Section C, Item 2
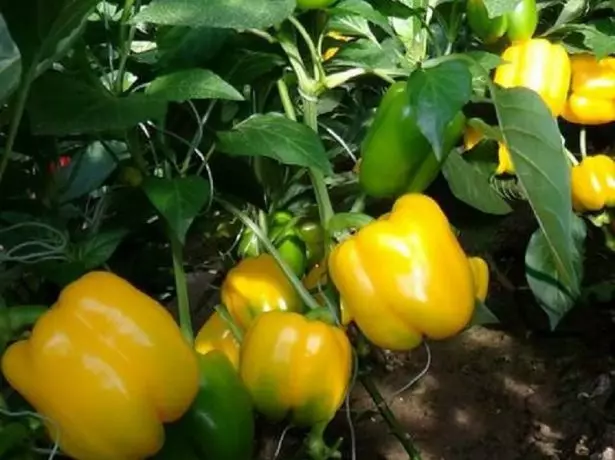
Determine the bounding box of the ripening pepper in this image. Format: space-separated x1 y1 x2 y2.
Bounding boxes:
303 262 353 326
494 38 571 117
466 0 538 44
240 310 352 427
359 81 466 198
328 194 489 351
570 154 615 212
221 253 303 330
1 271 199 460
195 311 240 369
463 124 514 175
561 54 615 125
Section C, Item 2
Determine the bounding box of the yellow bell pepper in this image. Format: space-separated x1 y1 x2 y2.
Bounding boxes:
239 310 351 427
1 271 199 460
303 262 353 326
463 124 514 175
328 193 489 351
562 53 615 125
570 154 615 212
494 38 571 117
194 311 240 369
468 256 490 302
221 253 303 330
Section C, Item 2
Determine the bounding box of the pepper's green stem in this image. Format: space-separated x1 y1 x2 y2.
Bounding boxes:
277 78 298 121
214 304 244 343
169 232 193 343
215 197 322 312
360 372 422 460
306 422 342 460
579 127 587 159
0 305 48 333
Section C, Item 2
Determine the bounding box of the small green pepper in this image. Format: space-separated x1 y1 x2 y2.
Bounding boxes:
466 0 538 44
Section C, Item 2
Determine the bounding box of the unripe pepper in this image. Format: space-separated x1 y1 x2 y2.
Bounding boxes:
466 0 538 43
1 271 199 460
359 81 466 198
494 38 571 117
221 253 303 330
562 54 615 125
463 125 514 175
570 154 615 212
296 0 336 9
240 310 351 427
194 311 240 369
328 194 489 351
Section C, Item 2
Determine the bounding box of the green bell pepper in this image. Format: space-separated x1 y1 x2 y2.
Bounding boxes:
154 350 255 460
359 81 466 198
466 0 538 43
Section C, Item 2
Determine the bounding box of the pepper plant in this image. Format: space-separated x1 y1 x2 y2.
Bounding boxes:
1 0 615 458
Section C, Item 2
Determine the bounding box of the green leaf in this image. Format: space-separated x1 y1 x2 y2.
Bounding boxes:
442 151 512 215
492 86 578 290
0 423 29 457
0 13 21 105
222 50 287 86
330 0 396 38
553 0 587 28
482 0 521 17
466 51 505 95
57 141 126 202
27 72 166 135
564 20 615 59
0 0 98 78
134 0 295 30
327 14 378 43
406 60 472 159
469 300 500 326
525 215 586 329
156 26 231 71
146 69 243 102
75 228 129 270
331 38 402 70
143 176 210 244
216 114 334 175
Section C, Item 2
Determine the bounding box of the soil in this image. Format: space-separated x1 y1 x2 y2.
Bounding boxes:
177 196 615 460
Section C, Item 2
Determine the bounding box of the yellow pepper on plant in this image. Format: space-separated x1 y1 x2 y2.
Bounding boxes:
328 193 489 351
562 53 615 125
1 271 200 460
463 124 514 175
570 154 615 213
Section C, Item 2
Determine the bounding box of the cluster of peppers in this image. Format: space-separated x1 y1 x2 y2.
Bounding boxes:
1 193 490 460
358 0 615 215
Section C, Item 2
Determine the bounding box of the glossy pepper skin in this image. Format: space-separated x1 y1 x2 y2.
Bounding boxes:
1 271 199 460
359 81 466 198
154 351 255 460
466 0 537 44
195 311 240 369
240 310 351 426
494 39 571 117
328 194 489 351
221 253 303 330
463 125 514 175
571 154 615 212
562 54 615 125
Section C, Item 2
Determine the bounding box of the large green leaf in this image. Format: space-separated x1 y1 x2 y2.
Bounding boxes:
0 0 98 78
442 151 512 215
74 228 130 270
559 21 615 59
216 113 334 175
492 86 578 290
134 0 295 30
407 60 472 159
156 26 231 71
146 69 244 102
330 0 396 38
525 215 586 329
330 38 402 71
0 13 21 105
27 72 167 135
142 176 210 244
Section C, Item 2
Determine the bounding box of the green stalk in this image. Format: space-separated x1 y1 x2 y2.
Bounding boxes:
215 197 322 312
169 232 193 343
360 373 422 460
0 305 48 332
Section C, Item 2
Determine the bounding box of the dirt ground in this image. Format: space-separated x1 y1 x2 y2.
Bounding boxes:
177 196 615 460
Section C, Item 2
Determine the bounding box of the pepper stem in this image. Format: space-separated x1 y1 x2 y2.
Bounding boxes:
169 231 193 343
306 421 342 460
579 126 587 159
214 304 244 343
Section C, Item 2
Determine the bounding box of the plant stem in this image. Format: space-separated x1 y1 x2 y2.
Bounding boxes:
215 197 322 312
579 127 587 159
116 0 138 94
288 16 326 83
360 373 422 460
170 232 193 343
0 65 36 187
277 79 298 121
